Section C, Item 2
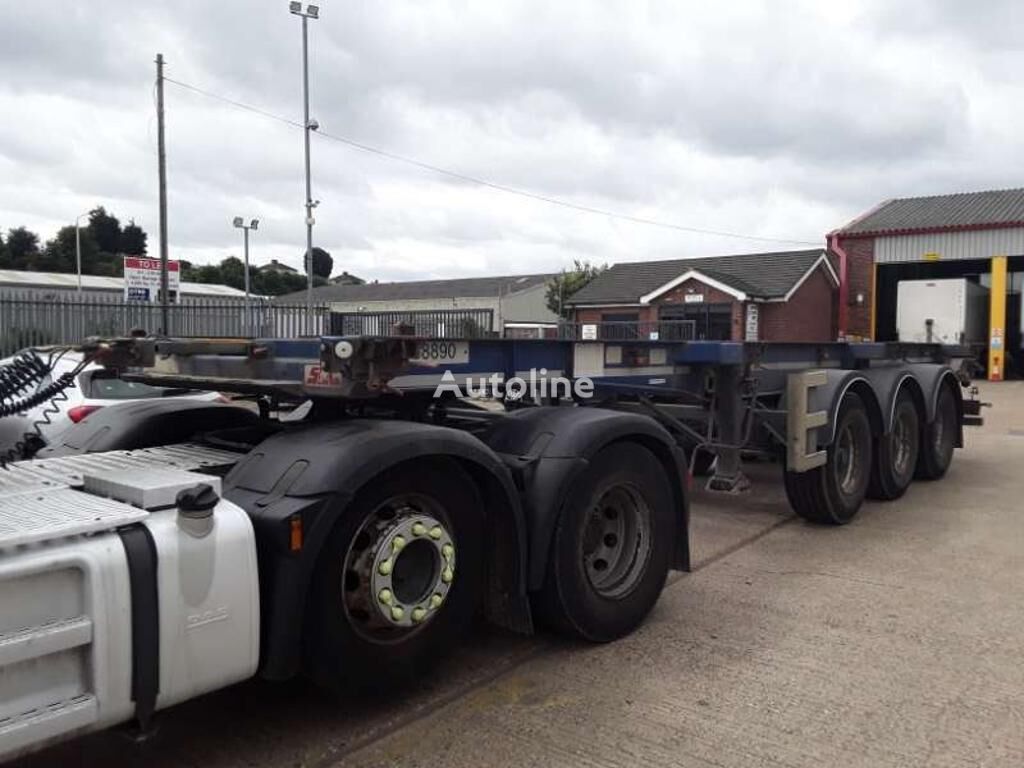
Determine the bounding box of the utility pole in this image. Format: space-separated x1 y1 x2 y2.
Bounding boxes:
74 212 89 293
156 53 170 334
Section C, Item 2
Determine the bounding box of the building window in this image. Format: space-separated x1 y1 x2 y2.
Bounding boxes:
600 312 640 340
659 304 732 341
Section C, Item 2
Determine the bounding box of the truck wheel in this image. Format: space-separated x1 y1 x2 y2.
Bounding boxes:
784 392 872 525
867 391 920 501
304 459 483 691
916 383 957 480
535 442 674 642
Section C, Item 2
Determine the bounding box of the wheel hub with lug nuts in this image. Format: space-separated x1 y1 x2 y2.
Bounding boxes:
370 513 455 628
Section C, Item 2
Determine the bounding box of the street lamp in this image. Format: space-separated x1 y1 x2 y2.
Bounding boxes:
233 216 260 335
74 212 89 293
289 2 320 335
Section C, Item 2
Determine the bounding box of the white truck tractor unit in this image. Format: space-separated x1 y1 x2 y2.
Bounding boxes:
0 451 259 760
0 334 984 762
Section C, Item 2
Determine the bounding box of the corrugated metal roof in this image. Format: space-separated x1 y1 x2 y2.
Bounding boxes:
568 249 835 304
840 188 1024 235
275 273 554 304
0 269 248 297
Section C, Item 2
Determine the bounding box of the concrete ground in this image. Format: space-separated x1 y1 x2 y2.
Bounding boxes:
16 382 1024 768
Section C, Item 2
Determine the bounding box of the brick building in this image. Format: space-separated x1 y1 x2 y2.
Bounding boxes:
831 187 1024 380
567 249 838 342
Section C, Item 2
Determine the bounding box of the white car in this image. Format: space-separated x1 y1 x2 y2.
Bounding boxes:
1 351 222 453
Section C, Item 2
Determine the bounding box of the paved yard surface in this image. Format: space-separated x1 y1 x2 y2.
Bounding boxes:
16 382 1024 768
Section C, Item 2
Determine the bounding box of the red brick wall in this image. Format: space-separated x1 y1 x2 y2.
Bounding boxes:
656 279 743 340
574 307 656 323
574 270 837 342
758 266 837 342
836 236 874 339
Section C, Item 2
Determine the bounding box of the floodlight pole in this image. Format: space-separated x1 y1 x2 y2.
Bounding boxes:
293 7 318 334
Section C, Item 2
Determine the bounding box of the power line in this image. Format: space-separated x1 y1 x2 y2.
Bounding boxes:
163 76 821 247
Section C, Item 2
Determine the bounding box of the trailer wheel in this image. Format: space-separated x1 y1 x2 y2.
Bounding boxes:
916 383 957 480
784 392 872 525
535 442 674 642
304 459 483 691
867 391 920 501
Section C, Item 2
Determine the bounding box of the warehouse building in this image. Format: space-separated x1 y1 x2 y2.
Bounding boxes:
278 273 559 337
0 268 248 301
831 187 1024 380
567 249 838 342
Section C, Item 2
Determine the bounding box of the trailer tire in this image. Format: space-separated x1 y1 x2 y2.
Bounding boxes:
303 459 484 692
867 391 920 501
534 442 674 642
916 382 957 480
784 392 872 525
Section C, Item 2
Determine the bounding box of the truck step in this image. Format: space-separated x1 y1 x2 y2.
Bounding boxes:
0 616 93 668
0 694 97 759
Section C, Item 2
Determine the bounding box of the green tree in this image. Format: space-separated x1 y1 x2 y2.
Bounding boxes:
192 264 224 284
310 246 333 278
545 260 607 319
5 227 41 269
0 230 7 268
218 256 247 290
87 207 122 254
40 226 99 273
120 219 148 256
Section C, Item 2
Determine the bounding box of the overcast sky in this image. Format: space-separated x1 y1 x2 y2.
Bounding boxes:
0 0 1020 281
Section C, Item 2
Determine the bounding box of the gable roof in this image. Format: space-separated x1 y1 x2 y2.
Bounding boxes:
567 249 836 305
275 272 553 304
839 188 1024 236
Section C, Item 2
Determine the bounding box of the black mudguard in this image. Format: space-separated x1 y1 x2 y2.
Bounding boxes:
797 364 962 450
478 406 690 591
222 419 529 680
36 399 259 457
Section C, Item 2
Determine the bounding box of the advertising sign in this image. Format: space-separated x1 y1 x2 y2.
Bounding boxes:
124 257 180 302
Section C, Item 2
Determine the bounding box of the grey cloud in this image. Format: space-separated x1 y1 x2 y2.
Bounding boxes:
0 0 1021 282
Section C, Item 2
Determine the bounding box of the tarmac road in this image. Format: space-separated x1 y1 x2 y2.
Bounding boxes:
15 382 1024 768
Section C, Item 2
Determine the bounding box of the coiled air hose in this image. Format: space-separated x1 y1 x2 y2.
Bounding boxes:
0 349 92 466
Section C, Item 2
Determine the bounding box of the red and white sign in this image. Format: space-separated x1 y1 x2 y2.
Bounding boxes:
124 257 180 302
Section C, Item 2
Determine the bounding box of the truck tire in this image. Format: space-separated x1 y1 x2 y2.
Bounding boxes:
784 392 872 525
867 391 920 501
916 383 957 480
304 459 484 691
534 442 674 642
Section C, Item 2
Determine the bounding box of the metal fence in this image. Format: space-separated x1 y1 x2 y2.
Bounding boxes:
1 290 704 357
329 308 495 338
0 291 330 356
513 321 697 341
